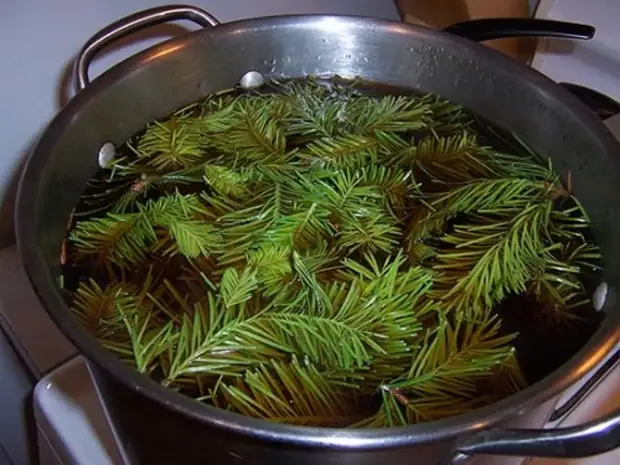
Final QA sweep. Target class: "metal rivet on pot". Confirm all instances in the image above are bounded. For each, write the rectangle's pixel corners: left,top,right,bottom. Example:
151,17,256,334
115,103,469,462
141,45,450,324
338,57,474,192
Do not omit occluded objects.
450,452,472,465
593,281,608,311
239,70,265,90
98,142,116,168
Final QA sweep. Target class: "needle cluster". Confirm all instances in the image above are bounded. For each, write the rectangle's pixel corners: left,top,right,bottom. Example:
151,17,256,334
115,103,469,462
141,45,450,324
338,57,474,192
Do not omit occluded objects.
63,78,600,427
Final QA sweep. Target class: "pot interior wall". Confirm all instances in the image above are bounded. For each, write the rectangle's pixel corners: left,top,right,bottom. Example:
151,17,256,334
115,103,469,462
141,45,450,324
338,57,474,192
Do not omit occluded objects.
17,15,620,454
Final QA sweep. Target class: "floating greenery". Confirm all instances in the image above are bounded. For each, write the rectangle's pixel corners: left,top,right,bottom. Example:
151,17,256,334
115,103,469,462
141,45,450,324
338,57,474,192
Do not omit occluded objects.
61,77,601,428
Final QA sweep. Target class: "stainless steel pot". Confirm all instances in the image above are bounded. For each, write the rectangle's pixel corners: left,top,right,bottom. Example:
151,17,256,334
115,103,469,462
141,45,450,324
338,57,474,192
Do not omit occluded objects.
15,5,620,465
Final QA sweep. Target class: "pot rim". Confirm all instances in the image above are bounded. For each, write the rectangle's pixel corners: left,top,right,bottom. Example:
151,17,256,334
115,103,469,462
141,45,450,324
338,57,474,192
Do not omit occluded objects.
15,13,620,449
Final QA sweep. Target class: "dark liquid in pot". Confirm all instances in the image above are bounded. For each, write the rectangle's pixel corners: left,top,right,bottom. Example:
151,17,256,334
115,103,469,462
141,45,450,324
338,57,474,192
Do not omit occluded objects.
59,77,604,427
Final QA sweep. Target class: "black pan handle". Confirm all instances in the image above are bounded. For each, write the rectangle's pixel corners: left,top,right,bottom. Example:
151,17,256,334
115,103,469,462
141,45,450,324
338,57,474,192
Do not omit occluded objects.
558,83,620,120
447,407,620,464
443,18,595,42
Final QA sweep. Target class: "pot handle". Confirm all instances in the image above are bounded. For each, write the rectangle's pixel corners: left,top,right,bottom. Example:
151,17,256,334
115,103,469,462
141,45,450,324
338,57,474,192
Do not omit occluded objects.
447,407,620,464
558,82,620,121
443,18,595,42
74,5,219,91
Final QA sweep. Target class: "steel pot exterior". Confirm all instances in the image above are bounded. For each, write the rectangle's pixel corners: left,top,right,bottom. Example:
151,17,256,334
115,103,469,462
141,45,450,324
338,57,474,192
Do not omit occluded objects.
89,361,560,465
14,8,620,465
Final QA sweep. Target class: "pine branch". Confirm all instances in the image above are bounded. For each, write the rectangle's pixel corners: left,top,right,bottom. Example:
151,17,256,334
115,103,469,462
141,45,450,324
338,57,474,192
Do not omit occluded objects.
549,202,594,242
482,351,527,399
215,204,278,266
199,190,247,218
98,166,208,214
300,134,379,169
71,277,174,372
375,131,418,167
208,96,288,161
414,132,492,184
433,202,553,317
485,151,561,183
356,164,416,196
473,116,553,174
283,79,352,137
351,388,407,427
203,164,252,197
335,252,432,384
339,250,433,308
135,115,205,172
386,314,517,398
355,165,417,219
422,94,473,133
70,210,156,266
163,295,274,381
428,178,567,214
260,205,334,252
145,192,223,259
70,279,135,339
198,89,239,115
75,174,140,216
264,311,384,369
404,177,566,263
197,98,238,133
246,244,293,293
315,169,386,222
162,220,222,259
290,249,333,311
346,95,431,133
404,205,446,262
219,267,259,308
163,278,415,382
337,212,402,255
163,251,432,384
71,192,223,265
116,304,176,374
147,190,208,221
221,357,362,426
111,176,154,213
528,242,601,324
